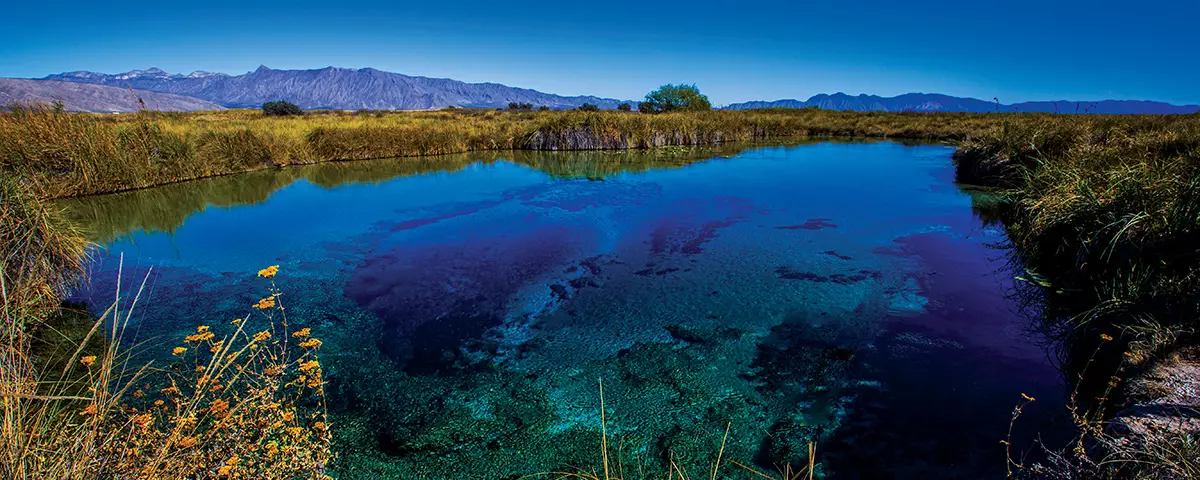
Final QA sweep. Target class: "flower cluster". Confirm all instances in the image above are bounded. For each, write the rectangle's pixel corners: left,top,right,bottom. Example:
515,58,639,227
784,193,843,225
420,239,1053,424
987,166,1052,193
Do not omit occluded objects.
44,265,334,479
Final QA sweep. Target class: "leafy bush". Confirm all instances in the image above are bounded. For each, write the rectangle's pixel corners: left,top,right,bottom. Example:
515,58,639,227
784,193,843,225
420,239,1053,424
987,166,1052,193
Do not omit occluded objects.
639,84,712,114
577,103,600,112
539,105,550,111
263,101,302,116
618,103,632,112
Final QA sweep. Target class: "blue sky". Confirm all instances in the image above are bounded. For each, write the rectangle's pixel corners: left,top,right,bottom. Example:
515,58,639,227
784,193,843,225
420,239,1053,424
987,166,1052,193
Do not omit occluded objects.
3,0,1196,105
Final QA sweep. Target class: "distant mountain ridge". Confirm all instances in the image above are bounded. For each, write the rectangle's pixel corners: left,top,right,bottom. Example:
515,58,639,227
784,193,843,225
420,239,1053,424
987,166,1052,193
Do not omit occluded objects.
0,78,223,113
24,67,1200,114
724,93,1200,114
43,66,630,111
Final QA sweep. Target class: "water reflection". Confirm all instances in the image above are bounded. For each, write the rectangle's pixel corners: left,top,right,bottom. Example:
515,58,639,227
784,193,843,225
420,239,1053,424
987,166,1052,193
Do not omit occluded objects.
59,143,766,243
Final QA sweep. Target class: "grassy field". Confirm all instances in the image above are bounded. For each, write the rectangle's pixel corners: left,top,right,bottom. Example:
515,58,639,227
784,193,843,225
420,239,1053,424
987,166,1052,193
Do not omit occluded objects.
3,106,1200,477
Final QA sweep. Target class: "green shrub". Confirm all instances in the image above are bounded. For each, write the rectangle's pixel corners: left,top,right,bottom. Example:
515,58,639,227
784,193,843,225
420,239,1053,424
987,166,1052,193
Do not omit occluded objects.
577,103,599,112
262,101,302,116
639,84,712,114
618,103,632,112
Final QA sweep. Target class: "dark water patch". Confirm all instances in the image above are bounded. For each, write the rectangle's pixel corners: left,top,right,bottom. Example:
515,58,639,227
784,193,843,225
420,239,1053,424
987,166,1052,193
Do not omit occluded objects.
815,231,1066,478
745,309,875,466
776,266,881,284
776,218,838,231
345,225,583,374
822,250,854,260
648,197,761,256
663,323,746,346
390,200,504,231
821,325,1065,479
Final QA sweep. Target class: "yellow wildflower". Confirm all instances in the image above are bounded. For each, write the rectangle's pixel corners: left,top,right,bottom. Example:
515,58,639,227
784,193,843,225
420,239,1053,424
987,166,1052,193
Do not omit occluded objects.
131,413,154,430
185,330,214,343
298,338,323,349
208,398,229,418
172,347,187,355
253,330,271,342
154,400,165,407
230,317,242,324
1020,393,1036,402
79,404,98,416
253,297,276,310
1100,333,1114,341
298,360,320,372
197,325,210,333
257,265,279,278
292,327,311,338
80,356,96,367
281,410,295,422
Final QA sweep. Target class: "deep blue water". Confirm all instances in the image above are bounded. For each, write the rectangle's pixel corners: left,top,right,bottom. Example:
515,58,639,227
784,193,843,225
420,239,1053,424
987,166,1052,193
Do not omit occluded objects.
67,142,1067,478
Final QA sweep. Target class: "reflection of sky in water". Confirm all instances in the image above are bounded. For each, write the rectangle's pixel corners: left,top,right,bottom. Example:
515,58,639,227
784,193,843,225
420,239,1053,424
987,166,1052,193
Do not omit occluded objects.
72,142,1066,478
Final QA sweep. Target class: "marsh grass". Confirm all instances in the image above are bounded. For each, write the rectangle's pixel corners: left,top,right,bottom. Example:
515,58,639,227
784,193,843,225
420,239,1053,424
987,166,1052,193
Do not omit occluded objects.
3,106,1012,199
0,178,87,325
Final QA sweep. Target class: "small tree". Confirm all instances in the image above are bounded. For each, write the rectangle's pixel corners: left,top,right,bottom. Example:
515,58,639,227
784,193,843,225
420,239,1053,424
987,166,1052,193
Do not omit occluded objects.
578,103,599,112
262,100,301,116
519,102,533,110
507,102,520,110
639,84,711,114
617,103,632,112
538,105,550,111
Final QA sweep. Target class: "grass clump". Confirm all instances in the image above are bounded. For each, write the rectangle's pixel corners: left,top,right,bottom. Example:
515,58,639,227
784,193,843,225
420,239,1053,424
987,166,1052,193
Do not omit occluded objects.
0,177,87,325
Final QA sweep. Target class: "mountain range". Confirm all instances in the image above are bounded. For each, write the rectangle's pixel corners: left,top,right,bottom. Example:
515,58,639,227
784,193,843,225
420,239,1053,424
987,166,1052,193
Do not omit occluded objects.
2,66,1196,114
723,93,1200,114
41,66,630,111
0,78,223,113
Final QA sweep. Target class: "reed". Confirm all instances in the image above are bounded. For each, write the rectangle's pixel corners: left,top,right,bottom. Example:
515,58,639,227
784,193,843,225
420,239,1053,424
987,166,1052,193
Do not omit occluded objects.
2,106,1014,198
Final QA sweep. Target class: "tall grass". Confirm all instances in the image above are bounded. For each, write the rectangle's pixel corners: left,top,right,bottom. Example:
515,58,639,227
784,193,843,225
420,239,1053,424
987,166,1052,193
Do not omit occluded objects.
0,178,87,325
2,106,1011,198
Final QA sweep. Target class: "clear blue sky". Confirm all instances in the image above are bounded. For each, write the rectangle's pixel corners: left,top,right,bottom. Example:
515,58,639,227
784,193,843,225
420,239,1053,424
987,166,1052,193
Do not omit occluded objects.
3,0,1196,105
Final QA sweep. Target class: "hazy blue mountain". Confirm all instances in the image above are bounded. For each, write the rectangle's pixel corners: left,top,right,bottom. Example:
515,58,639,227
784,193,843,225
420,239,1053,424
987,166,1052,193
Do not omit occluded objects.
724,93,1200,114
44,66,630,110
0,78,223,113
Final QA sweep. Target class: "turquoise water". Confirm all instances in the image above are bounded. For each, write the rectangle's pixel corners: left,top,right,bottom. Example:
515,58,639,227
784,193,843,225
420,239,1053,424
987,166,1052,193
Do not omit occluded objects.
67,142,1066,478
